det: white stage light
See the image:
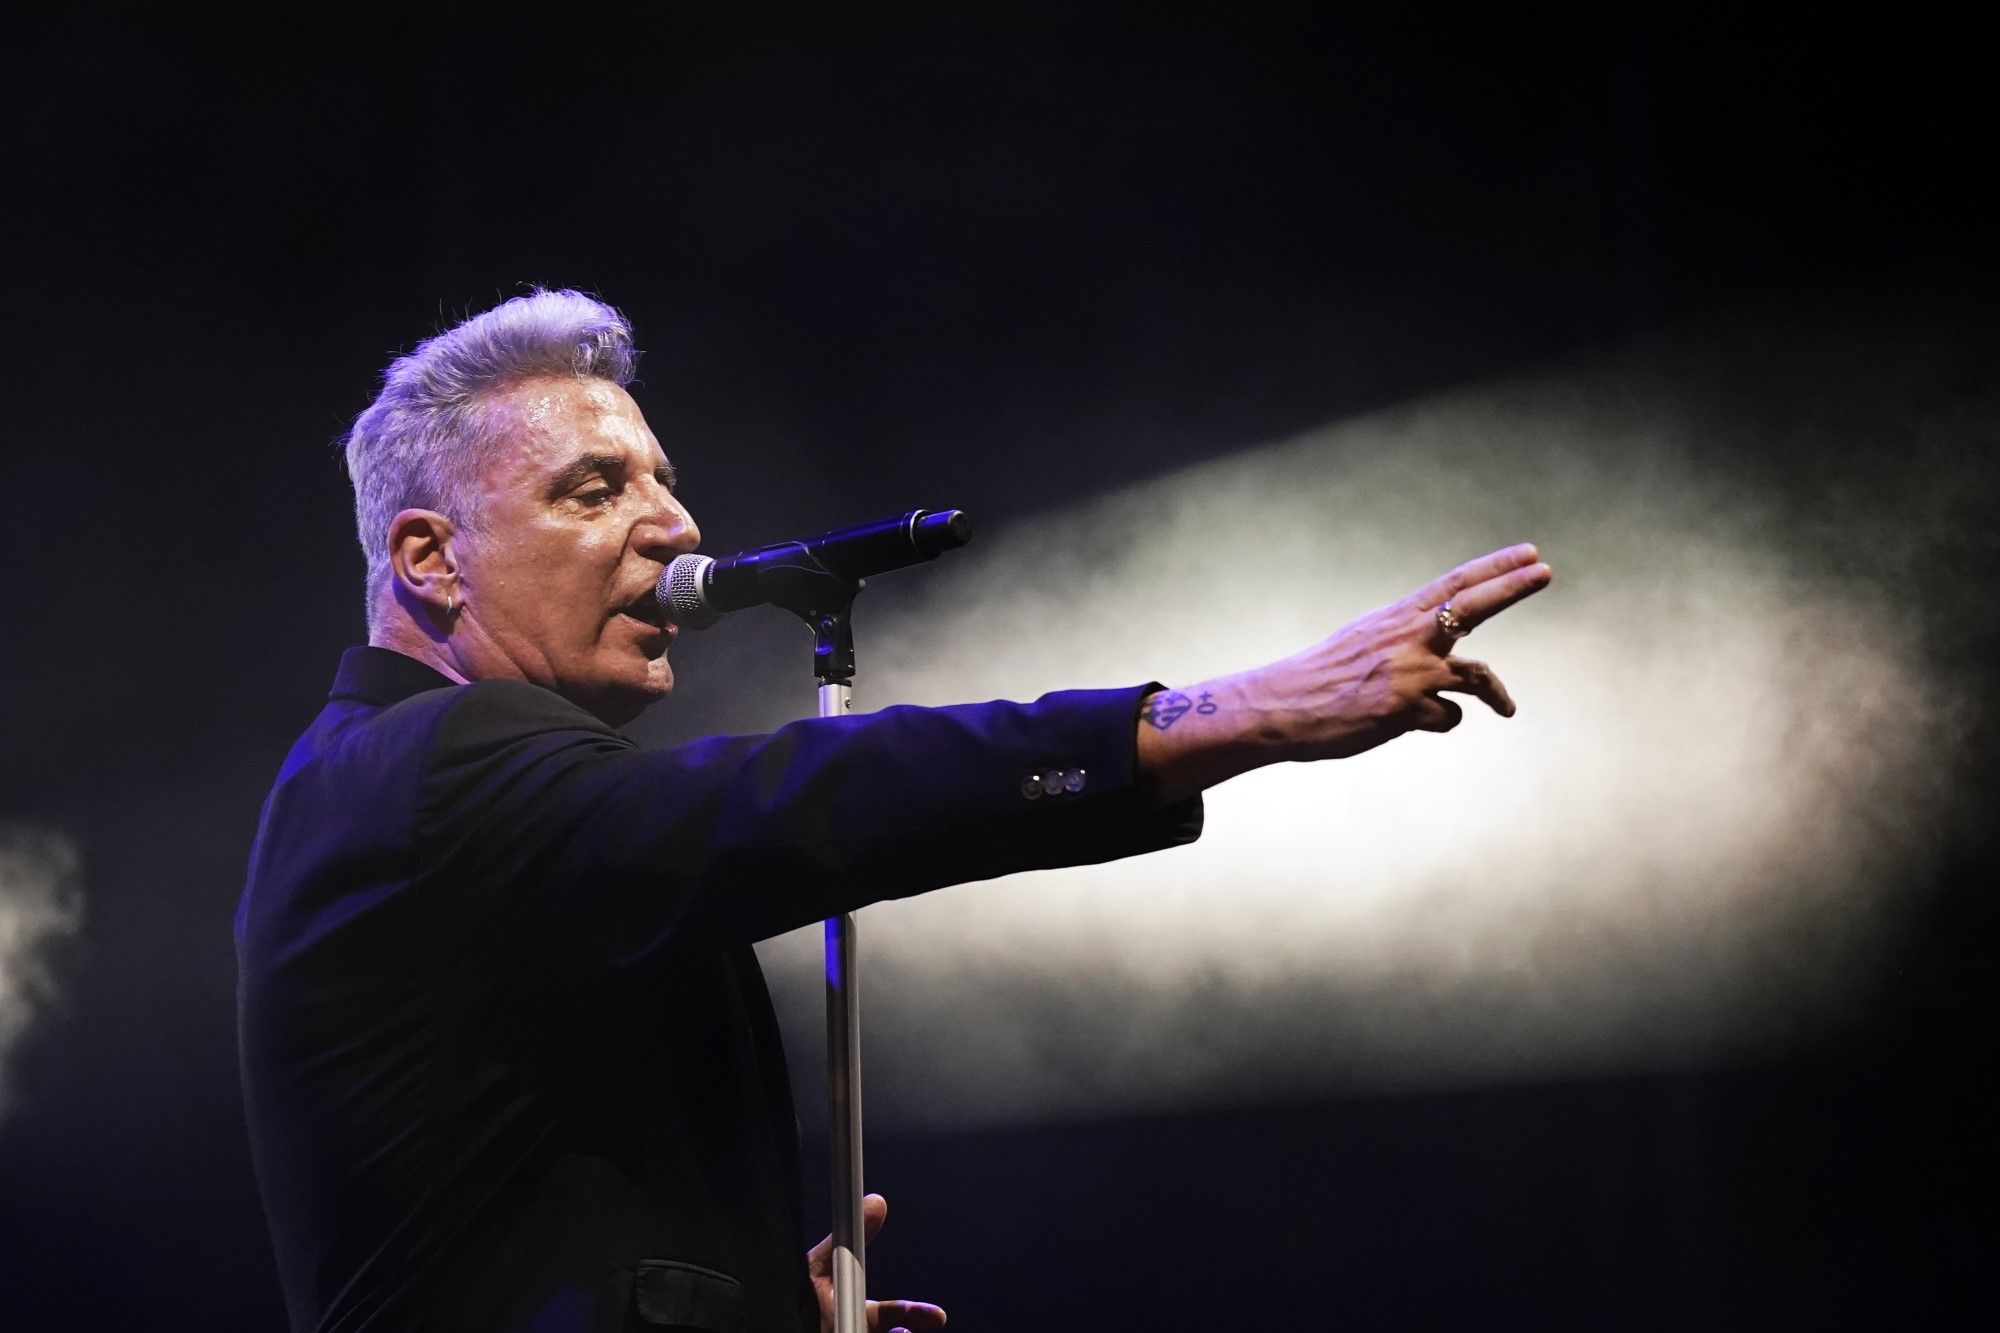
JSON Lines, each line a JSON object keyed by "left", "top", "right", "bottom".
{"left": 752, "top": 312, "right": 1975, "bottom": 1127}
{"left": 0, "top": 826, "right": 82, "bottom": 1124}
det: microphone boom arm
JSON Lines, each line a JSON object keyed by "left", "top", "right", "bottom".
{"left": 657, "top": 509, "right": 972, "bottom": 653}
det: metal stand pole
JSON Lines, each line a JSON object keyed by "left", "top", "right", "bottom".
{"left": 668, "top": 509, "right": 969, "bottom": 1333}
{"left": 819, "top": 680, "right": 866, "bottom": 1333}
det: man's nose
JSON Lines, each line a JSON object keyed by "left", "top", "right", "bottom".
{"left": 636, "top": 488, "right": 700, "bottom": 562}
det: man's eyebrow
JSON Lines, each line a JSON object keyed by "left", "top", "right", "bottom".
{"left": 543, "top": 454, "right": 626, "bottom": 498}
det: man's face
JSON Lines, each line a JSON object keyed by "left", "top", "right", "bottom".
{"left": 450, "top": 375, "right": 699, "bottom": 725}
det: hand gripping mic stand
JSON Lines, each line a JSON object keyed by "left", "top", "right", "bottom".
{"left": 683, "top": 509, "right": 970, "bottom": 1333}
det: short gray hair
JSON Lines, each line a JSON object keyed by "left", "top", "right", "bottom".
{"left": 344, "top": 288, "right": 639, "bottom": 632}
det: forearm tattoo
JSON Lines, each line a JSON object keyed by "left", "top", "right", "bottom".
{"left": 1142, "top": 690, "right": 1194, "bottom": 730}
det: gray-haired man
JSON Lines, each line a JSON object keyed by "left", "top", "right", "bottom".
{"left": 237, "top": 290, "right": 1549, "bottom": 1331}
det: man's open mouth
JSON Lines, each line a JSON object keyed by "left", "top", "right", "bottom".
{"left": 617, "top": 591, "right": 669, "bottom": 630}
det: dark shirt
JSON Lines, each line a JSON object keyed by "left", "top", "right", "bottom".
{"left": 237, "top": 647, "right": 1200, "bottom": 1332}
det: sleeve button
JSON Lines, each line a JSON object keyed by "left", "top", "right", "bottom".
{"left": 1064, "top": 768, "right": 1086, "bottom": 793}
{"left": 1021, "top": 774, "right": 1044, "bottom": 800}
{"left": 1042, "top": 770, "right": 1067, "bottom": 796}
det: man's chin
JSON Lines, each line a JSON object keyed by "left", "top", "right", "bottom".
{"left": 574, "top": 660, "right": 674, "bottom": 728}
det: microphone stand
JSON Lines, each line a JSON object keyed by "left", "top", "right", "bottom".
{"left": 758, "top": 558, "right": 887, "bottom": 1333}
{"left": 677, "top": 510, "right": 970, "bottom": 1333}
{"left": 808, "top": 602, "right": 867, "bottom": 1333}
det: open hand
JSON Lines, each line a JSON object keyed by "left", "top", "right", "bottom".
{"left": 1265, "top": 541, "right": 1553, "bottom": 758}
{"left": 1137, "top": 543, "right": 1553, "bottom": 801}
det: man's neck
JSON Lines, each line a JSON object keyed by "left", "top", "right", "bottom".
{"left": 368, "top": 621, "right": 472, "bottom": 686}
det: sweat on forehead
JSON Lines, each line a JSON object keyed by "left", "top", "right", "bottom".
{"left": 481, "top": 377, "right": 660, "bottom": 467}
{"left": 498, "top": 375, "right": 629, "bottom": 426}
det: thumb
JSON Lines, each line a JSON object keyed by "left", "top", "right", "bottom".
{"left": 863, "top": 1193, "right": 889, "bottom": 1246}
{"left": 812, "top": 1193, "right": 890, "bottom": 1276}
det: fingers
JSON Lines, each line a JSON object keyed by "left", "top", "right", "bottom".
{"left": 851, "top": 1194, "right": 945, "bottom": 1331}
{"left": 1413, "top": 543, "right": 1541, "bottom": 609}
{"left": 1438, "top": 657, "right": 1515, "bottom": 717}
{"left": 871, "top": 1298, "right": 948, "bottom": 1331}
{"left": 1411, "top": 694, "right": 1463, "bottom": 733}
{"left": 1431, "top": 559, "right": 1552, "bottom": 643}
{"left": 806, "top": 1231, "right": 831, "bottom": 1277}
{"left": 863, "top": 1193, "right": 888, "bottom": 1246}
{"left": 810, "top": 1193, "right": 888, "bottom": 1279}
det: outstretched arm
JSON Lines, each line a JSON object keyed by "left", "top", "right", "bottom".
{"left": 1137, "top": 543, "right": 1553, "bottom": 805}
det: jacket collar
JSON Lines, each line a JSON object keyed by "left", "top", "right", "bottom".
{"left": 328, "top": 646, "right": 459, "bottom": 706}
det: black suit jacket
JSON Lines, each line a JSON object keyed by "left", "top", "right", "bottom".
{"left": 236, "top": 647, "right": 1202, "bottom": 1332}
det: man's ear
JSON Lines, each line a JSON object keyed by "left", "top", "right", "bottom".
{"left": 387, "top": 508, "right": 460, "bottom": 621}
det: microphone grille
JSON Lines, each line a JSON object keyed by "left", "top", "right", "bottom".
{"left": 657, "top": 555, "right": 719, "bottom": 630}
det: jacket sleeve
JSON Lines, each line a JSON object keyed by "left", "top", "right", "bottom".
{"left": 416, "top": 679, "right": 1203, "bottom": 968}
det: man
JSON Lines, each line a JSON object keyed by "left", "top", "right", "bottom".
{"left": 237, "top": 289, "right": 1550, "bottom": 1332}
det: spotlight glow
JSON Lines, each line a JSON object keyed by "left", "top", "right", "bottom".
{"left": 0, "top": 826, "right": 82, "bottom": 1123}
{"left": 753, "top": 319, "right": 1976, "bottom": 1127}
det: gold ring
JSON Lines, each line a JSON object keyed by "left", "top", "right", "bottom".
{"left": 1435, "top": 602, "right": 1470, "bottom": 639}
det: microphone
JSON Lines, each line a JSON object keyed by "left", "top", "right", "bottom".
{"left": 656, "top": 508, "right": 972, "bottom": 629}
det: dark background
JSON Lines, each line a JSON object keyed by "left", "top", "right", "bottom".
{"left": 2, "top": 3, "right": 1994, "bottom": 1326}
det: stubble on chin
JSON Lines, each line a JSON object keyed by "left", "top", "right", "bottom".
{"left": 605, "top": 658, "right": 676, "bottom": 727}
